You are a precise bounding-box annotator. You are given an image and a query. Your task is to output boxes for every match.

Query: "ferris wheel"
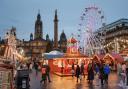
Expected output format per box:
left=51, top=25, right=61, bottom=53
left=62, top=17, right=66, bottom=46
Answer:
left=77, top=5, right=106, bottom=56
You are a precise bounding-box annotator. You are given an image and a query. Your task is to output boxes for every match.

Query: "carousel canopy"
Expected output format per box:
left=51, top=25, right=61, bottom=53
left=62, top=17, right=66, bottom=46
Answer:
left=63, top=53, right=87, bottom=58
left=43, top=50, right=64, bottom=59
left=67, top=37, right=77, bottom=44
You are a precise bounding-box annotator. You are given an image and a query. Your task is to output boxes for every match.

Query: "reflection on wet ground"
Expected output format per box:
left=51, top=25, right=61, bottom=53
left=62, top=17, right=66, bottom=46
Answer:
left=30, top=70, right=122, bottom=89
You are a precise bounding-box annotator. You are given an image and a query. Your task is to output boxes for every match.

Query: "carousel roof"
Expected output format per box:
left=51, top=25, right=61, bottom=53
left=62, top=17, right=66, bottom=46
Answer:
left=63, top=52, right=88, bottom=58
left=67, top=37, right=77, bottom=43
left=49, top=50, right=63, bottom=55
left=43, top=50, right=64, bottom=59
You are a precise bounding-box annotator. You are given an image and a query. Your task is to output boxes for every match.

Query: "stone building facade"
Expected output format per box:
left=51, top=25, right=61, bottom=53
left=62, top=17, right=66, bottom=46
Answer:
left=17, top=10, right=67, bottom=60
left=99, top=18, right=128, bottom=53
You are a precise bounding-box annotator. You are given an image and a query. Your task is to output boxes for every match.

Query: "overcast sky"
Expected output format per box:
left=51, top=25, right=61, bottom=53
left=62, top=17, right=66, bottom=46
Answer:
left=0, top=0, right=128, bottom=40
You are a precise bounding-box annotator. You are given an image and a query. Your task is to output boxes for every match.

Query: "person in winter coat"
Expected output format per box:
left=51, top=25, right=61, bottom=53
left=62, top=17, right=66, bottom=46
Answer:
left=99, top=63, right=105, bottom=85
left=95, top=64, right=100, bottom=74
left=126, top=62, right=128, bottom=86
left=117, top=63, right=124, bottom=87
left=87, top=63, right=94, bottom=84
left=80, top=63, right=85, bottom=78
left=46, top=64, right=51, bottom=82
left=121, top=63, right=126, bottom=86
left=75, top=65, right=81, bottom=82
left=40, top=65, right=47, bottom=84
left=29, top=63, right=33, bottom=72
left=34, top=62, right=38, bottom=76
left=71, top=63, right=75, bottom=77
left=103, top=64, right=110, bottom=84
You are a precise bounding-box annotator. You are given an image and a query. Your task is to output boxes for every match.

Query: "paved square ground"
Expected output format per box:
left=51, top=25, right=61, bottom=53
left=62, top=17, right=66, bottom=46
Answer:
left=29, top=69, right=125, bottom=89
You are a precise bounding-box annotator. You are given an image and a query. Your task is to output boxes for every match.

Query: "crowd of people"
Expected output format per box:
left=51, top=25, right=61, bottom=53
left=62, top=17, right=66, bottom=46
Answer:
left=14, top=59, right=52, bottom=88
left=71, top=60, right=128, bottom=88
left=72, top=60, right=111, bottom=85
left=30, top=60, right=52, bottom=84
left=14, top=58, right=128, bottom=88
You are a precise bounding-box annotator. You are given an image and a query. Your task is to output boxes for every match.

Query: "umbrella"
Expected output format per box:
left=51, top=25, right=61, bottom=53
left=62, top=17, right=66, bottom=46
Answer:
left=43, top=50, right=64, bottom=59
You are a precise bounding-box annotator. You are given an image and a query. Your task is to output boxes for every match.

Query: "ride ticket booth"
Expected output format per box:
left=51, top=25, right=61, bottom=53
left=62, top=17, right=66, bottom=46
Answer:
left=0, top=62, right=14, bottom=89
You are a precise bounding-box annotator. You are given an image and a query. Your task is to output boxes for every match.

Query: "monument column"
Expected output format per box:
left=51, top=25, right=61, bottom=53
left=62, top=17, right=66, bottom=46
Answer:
left=54, top=9, right=58, bottom=49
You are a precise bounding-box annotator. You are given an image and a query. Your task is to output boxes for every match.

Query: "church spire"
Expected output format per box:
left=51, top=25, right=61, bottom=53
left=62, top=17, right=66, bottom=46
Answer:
left=54, top=9, right=59, bottom=49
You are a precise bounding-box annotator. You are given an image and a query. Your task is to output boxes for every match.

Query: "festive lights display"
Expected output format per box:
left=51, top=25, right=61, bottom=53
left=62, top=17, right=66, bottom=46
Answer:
left=4, top=29, right=17, bottom=60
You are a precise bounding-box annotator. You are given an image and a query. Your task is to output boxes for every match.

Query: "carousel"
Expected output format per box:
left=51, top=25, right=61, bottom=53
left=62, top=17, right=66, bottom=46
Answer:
left=47, top=37, right=89, bottom=76
left=0, top=29, right=25, bottom=89
left=3, top=30, right=25, bottom=63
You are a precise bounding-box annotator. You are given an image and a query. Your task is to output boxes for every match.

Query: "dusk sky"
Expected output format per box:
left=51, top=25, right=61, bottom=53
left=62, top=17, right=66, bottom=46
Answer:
left=0, top=0, right=128, bottom=40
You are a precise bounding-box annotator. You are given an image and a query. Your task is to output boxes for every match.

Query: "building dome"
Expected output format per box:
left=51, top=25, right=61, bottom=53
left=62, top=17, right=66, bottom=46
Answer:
left=60, top=30, right=67, bottom=41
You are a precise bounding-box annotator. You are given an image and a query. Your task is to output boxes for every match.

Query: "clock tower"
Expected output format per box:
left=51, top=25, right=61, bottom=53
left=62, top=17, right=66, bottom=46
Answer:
left=34, top=11, right=43, bottom=39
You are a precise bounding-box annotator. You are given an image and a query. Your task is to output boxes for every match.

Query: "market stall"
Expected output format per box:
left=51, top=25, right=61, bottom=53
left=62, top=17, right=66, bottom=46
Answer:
left=120, top=48, right=128, bottom=57
left=92, top=54, right=105, bottom=63
left=103, top=53, right=124, bottom=70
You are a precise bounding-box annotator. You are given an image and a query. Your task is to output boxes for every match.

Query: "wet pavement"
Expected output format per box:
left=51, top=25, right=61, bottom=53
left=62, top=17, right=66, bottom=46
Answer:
left=29, top=69, right=124, bottom=89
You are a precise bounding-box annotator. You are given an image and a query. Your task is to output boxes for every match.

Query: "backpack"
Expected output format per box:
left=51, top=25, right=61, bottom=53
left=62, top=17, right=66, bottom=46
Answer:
left=104, top=66, right=110, bottom=74
left=95, top=66, right=99, bottom=73
left=41, top=68, right=46, bottom=74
